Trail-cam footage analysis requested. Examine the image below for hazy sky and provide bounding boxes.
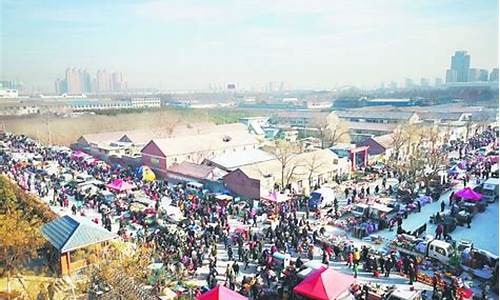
[1,0,498,91]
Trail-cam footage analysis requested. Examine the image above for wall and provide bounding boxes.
[141,141,167,176]
[223,169,261,200]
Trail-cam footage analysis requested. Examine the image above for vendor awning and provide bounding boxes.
[454,187,482,201]
[260,191,291,203]
[71,150,90,159]
[196,285,248,300]
[293,266,354,300]
[41,215,118,253]
[106,178,134,192]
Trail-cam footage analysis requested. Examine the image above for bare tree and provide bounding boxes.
[322,113,351,147]
[305,152,328,190]
[265,140,300,190]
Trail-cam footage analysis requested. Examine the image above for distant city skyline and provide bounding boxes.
[1,0,498,92]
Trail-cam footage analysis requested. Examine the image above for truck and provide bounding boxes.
[390,234,455,265]
[352,203,394,220]
[481,178,499,203]
[309,187,336,209]
[386,288,422,300]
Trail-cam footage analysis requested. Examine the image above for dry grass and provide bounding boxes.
[1,110,221,145]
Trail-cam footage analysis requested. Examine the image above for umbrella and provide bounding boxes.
[454,187,482,201]
[135,166,156,182]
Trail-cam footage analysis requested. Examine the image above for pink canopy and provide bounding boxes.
[261,191,290,203]
[454,187,482,201]
[106,179,134,193]
[71,150,89,159]
[197,285,247,300]
[490,156,499,163]
[293,266,354,300]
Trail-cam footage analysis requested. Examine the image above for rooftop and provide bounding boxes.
[346,121,397,132]
[239,149,339,181]
[335,110,416,120]
[371,134,395,148]
[207,149,275,170]
[146,129,258,157]
[167,161,227,181]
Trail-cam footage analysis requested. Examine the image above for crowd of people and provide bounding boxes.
[0,125,498,299]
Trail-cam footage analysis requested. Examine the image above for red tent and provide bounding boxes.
[293,267,354,300]
[197,285,247,300]
[106,179,134,193]
[454,187,482,201]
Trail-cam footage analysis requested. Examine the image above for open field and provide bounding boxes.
[0,108,255,145]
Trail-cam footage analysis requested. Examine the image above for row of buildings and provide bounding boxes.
[445,51,498,83]
[0,97,161,116]
[72,122,352,198]
[70,102,498,199]
[55,68,126,95]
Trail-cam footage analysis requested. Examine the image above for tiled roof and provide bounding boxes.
[336,110,415,120]
[167,162,227,180]
[346,121,397,132]
[147,130,258,157]
[419,112,464,121]
[372,134,395,149]
[41,215,118,253]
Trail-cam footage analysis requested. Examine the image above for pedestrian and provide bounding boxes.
[347,251,353,268]
[449,192,455,206]
[440,200,445,212]
[352,262,358,278]
[408,263,416,285]
[435,223,443,240]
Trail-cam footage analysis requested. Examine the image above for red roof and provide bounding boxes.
[293,267,354,300]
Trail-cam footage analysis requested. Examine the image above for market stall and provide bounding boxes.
[293,266,354,300]
[106,178,135,193]
[196,285,248,300]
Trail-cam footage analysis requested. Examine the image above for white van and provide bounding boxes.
[310,188,336,209]
[482,178,499,203]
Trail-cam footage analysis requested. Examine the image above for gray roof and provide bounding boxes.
[336,110,415,120]
[41,215,118,253]
[470,111,498,122]
[346,121,397,132]
[419,112,464,121]
[207,149,275,170]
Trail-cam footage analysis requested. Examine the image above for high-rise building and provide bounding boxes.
[80,69,92,93]
[111,72,123,91]
[388,81,398,90]
[65,67,82,94]
[446,69,458,83]
[468,68,479,82]
[420,78,429,87]
[449,51,470,82]
[434,78,443,86]
[54,78,67,94]
[478,69,489,81]
[96,69,111,93]
[490,68,499,81]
